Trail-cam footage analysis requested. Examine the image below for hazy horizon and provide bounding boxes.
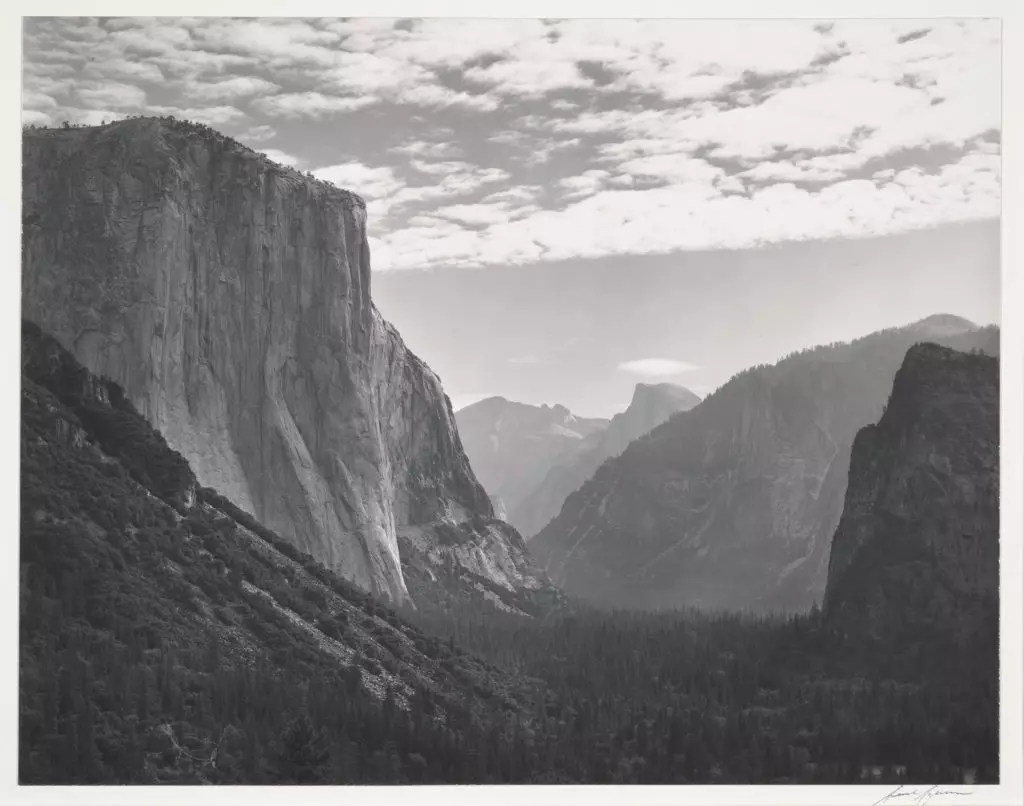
[376,219,999,419]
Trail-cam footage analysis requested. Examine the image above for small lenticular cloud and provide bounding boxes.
[617,358,700,377]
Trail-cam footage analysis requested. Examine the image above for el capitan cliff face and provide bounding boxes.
[21,118,541,606]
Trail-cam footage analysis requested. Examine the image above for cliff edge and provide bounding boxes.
[22,117,545,608]
[824,343,999,647]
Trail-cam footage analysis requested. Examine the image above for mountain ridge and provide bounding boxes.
[530,317,999,612]
[824,341,999,647]
[456,382,700,539]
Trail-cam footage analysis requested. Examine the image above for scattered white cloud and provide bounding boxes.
[597,138,700,163]
[237,124,277,143]
[262,149,303,168]
[433,201,540,227]
[618,358,701,377]
[464,55,594,97]
[314,162,403,200]
[396,84,501,111]
[525,137,583,165]
[22,17,1000,271]
[481,186,544,204]
[83,58,165,84]
[410,159,475,176]
[373,166,512,217]
[252,92,378,118]
[390,139,464,159]
[489,130,529,147]
[187,76,281,102]
[559,171,611,199]
[74,82,147,109]
[371,149,999,270]
[23,91,57,110]
[618,155,725,186]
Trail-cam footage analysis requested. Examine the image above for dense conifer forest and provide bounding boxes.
[19,320,998,785]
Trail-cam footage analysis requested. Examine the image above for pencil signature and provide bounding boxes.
[873,785,974,806]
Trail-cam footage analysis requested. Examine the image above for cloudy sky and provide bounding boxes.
[22,17,1001,416]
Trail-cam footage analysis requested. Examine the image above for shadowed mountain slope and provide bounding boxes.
[531,316,999,613]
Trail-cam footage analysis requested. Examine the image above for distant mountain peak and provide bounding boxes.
[905,313,978,336]
[464,395,509,411]
[530,321,1000,613]
[629,381,702,409]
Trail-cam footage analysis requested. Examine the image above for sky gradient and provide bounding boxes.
[22,17,1002,417]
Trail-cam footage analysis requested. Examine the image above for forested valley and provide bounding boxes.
[19,320,998,785]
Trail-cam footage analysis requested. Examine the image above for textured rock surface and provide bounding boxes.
[510,383,701,538]
[824,343,999,645]
[455,397,609,534]
[530,317,999,613]
[21,118,546,606]
[456,383,700,539]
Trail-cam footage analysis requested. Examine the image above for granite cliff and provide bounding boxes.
[21,117,546,608]
[456,383,700,539]
[824,343,999,647]
[530,316,999,613]
[455,397,609,537]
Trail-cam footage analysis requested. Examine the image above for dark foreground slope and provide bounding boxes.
[531,316,999,613]
[19,321,541,784]
[825,343,999,657]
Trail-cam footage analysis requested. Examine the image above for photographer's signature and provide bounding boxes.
[873,785,974,806]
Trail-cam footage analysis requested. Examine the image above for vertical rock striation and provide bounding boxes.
[21,118,543,606]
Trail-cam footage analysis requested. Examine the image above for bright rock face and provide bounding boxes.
[511,382,701,538]
[530,318,999,613]
[824,343,999,644]
[21,118,544,606]
[455,397,610,536]
[456,383,700,540]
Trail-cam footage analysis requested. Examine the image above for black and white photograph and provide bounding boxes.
[5,4,1023,804]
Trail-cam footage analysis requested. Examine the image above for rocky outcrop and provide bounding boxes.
[457,384,700,540]
[21,118,546,607]
[530,317,999,613]
[824,343,999,646]
[510,382,701,538]
[455,397,609,535]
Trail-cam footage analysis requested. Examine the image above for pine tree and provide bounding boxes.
[273,715,329,783]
